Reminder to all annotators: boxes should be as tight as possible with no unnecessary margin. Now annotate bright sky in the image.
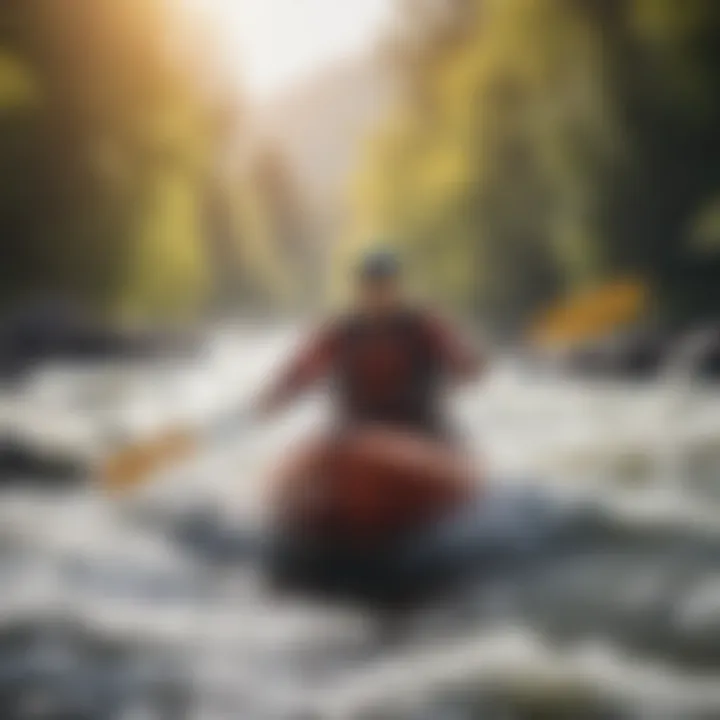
[184,0,392,100]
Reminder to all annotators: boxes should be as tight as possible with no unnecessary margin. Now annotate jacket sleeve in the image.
[256,321,339,415]
[423,313,484,381]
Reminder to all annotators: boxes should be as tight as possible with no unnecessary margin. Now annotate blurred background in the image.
[2,0,720,718]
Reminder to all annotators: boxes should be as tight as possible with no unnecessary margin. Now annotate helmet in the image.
[356,248,401,282]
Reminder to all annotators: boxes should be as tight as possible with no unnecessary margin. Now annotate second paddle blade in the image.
[531,279,649,349]
[100,428,198,494]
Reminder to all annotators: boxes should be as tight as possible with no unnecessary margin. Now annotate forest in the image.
[1,0,720,338]
[0,0,308,322]
[351,0,720,336]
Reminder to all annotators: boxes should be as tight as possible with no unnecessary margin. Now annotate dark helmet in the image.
[356,248,401,282]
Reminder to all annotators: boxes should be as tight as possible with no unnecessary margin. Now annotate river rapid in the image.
[2,325,720,719]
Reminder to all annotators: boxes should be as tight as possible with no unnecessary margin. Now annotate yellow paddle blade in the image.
[100,428,198,494]
[531,279,649,349]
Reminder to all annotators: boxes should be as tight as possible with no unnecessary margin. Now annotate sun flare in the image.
[182,0,391,100]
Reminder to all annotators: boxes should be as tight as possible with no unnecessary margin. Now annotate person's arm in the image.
[424,313,485,382]
[254,322,338,418]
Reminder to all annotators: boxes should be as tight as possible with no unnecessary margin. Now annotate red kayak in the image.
[269,427,477,544]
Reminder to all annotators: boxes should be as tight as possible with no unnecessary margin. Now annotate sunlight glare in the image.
[184,0,391,100]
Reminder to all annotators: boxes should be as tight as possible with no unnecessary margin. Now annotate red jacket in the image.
[263,308,482,436]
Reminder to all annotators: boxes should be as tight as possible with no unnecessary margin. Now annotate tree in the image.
[0,0,301,321]
[351,0,720,335]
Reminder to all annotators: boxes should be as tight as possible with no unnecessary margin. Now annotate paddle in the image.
[98,408,253,495]
[529,278,649,350]
[99,279,648,495]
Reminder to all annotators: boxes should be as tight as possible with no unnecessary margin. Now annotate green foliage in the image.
[352,0,720,334]
[0,50,38,111]
[0,0,299,320]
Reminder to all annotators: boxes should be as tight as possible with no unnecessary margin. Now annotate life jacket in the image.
[332,309,443,437]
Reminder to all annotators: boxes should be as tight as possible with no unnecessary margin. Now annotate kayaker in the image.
[254,248,485,546]
[255,249,483,433]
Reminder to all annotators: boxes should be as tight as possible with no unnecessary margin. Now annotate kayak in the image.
[170,427,569,606]
[164,425,640,606]
[266,483,561,607]
[269,427,475,546]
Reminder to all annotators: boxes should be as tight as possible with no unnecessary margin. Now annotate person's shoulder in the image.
[313,312,361,345]
[328,311,362,332]
[409,305,453,332]
[413,307,481,345]
[394,303,429,322]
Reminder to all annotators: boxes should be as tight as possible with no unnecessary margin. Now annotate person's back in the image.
[331,306,443,437]
[256,250,482,438]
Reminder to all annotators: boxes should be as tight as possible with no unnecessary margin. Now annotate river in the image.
[1,325,720,719]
